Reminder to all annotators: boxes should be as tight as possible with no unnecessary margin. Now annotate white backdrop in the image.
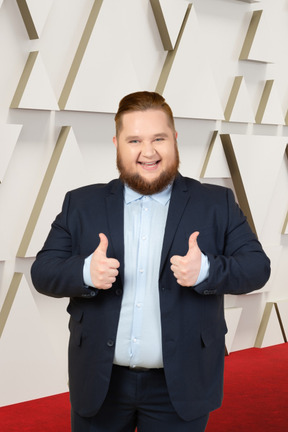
[0,0,287,406]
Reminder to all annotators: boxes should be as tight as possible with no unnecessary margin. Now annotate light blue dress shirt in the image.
[83,184,210,368]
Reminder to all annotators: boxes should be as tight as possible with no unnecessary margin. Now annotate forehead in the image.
[120,109,173,134]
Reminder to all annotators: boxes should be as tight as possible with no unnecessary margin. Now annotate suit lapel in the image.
[106,179,125,283]
[160,174,190,276]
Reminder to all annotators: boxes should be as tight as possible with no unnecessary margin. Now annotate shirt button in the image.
[133,338,137,343]
[136,303,141,308]
[139,269,144,273]
[142,235,147,240]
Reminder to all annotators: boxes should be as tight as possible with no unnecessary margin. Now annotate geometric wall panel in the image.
[200,131,231,179]
[224,307,243,354]
[16,0,54,40]
[60,0,162,113]
[0,124,22,183]
[0,274,68,406]
[10,51,59,111]
[150,0,188,50]
[160,4,224,120]
[220,134,287,236]
[17,127,91,257]
[276,300,288,342]
[239,10,275,63]
[283,212,288,235]
[224,76,255,123]
[255,80,285,125]
[255,302,286,348]
[58,0,103,110]
[282,145,288,234]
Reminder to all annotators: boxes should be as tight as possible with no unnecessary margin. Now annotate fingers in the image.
[188,231,200,252]
[90,233,120,289]
[97,233,109,256]
[170,231,201,287]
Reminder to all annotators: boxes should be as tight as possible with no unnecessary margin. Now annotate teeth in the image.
[141,162,157,165]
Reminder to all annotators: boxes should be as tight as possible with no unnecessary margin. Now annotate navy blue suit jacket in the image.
[31,174,270,420]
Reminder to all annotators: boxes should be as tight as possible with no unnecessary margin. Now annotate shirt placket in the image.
[130,196,150,367]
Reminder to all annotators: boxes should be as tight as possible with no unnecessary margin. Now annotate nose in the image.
[141,141,156,158]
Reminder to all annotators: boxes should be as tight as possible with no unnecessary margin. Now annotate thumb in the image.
[97,233,109,256]
[187,231,200,253]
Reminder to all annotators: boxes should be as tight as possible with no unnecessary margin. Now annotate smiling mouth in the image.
[138,161,160,167]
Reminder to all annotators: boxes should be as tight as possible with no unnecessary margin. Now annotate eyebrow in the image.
[125,133,169,141]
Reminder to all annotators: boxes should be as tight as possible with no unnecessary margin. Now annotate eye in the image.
[154,137,164,142]
[129,139,140,144]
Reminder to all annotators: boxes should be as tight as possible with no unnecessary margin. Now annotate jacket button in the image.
[107,339,114,347]
[115,288,122,296]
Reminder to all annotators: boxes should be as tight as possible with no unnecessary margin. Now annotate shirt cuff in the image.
[195,253,210,286]
[83,253,94,288]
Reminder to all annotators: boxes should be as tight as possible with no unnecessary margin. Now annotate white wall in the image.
[0,0,287,406]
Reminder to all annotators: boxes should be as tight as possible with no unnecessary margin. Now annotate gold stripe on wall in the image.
[16,0,38,40]
[150,0,173,50]
[224,76,243,121]
[58,0,103,110]
[155,3,192,95]
[282,145,288,234]
[200,130,218,178]
[10,51,38,108]
[255,302,286,347]
[220,134,257,236]
[255,79,274,124]
[239,10,262,60]
[17,126,71,257]
[0,273,23,338]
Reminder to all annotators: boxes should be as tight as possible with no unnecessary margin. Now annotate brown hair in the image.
[114,91,175,137]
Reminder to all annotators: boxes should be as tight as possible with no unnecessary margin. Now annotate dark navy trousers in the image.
[71,365,209,432]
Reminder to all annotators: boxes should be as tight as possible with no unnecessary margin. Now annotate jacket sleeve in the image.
[30,191,97,299]
[194,188,271,296]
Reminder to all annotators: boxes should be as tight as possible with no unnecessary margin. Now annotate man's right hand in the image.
[90,233,120,289]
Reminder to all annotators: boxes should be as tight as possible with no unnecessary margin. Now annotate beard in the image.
[116,146,180,195]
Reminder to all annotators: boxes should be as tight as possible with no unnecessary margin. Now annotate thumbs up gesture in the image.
[170,232,201,287]
[90,233,120,289]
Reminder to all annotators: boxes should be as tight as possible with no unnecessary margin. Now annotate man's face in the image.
[113,109,179,195]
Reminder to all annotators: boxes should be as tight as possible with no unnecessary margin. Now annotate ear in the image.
[175,131,178,140]
[113,136,118,148]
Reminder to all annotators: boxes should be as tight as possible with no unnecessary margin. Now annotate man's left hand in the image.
[170,232,201,287]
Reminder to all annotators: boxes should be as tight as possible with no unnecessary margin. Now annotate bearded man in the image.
[31,91,270,432]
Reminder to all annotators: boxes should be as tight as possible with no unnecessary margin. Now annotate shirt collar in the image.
[124,183,172,206]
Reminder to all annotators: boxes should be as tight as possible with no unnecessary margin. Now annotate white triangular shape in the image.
[0,275,68,406]
[156,0,188,49]
[276,300,288,341]
[19,0,54,38]
[0,124,22,183]
[244,10,276,63]
[257,304,285,348]
[257,80,285,125]
[201,131,231,178]
[163,5,224,120]
[65,0,163,113]
[283,212,288,234]
[25,128,91,257]
[12,51,59,110]
[224,307,243,354]
[225,76,255,123]
[229,135,287,236]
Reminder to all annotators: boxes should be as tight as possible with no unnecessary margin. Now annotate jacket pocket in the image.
[201,320,227,348]
[67,302,83,346]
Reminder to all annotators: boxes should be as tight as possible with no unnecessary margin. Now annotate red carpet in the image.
[0,343,287,431]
